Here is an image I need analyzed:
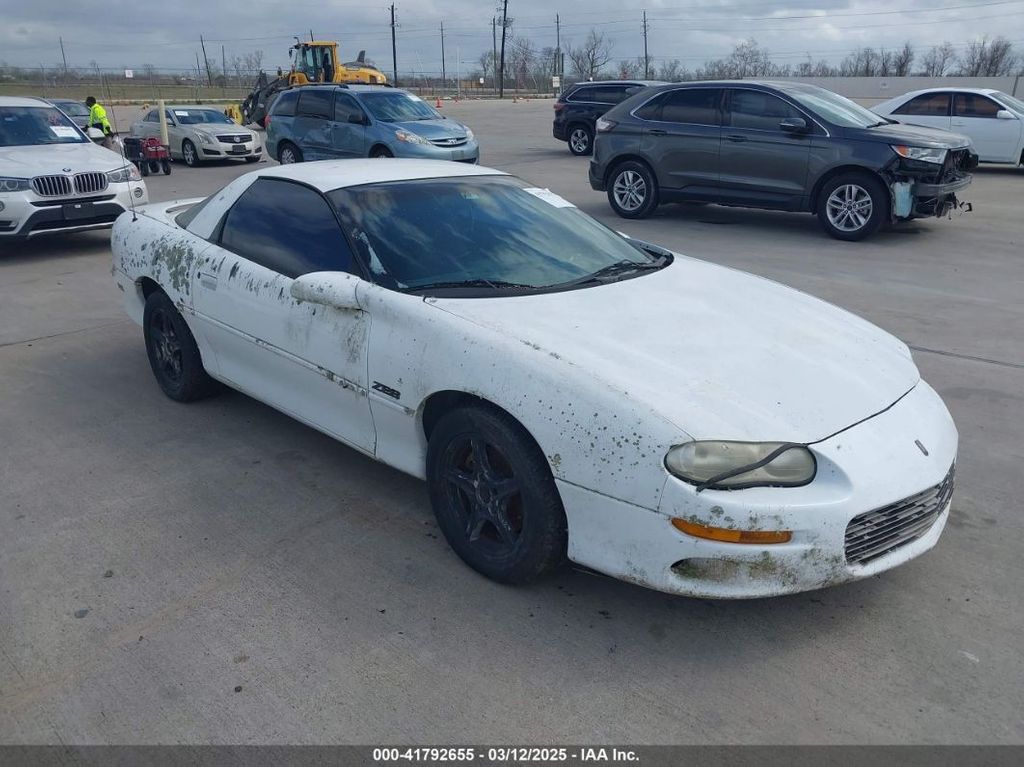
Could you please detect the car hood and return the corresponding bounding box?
[429,256,920,443]
[389,118,468,139]
[190,124,250,137]
[854,122,970,149]
[0,141,127,176]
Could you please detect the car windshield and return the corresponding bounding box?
[359,92,440,122]
[54,101,90,117]
[0,106,86,147]
[993,91,1024,114]
[786,86,885,128]
[172,109,233,125]
[328,176,669,294]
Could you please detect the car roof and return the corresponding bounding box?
[0,96,55,107]
[568,80,666,87]
[888,87,1001,98]
[255,158,507,192]
[162,105,227,111]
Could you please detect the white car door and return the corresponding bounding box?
[191,176,376,453]
[952,93,1022,163]
[888,92,951,132]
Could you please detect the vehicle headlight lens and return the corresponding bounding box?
[394,129,431,146]
[465,128,474,141]
[0,177,31,192]
[197,133,213,145]
[892,145,947,164]
[665,441,816,490]
[107,165,141,184]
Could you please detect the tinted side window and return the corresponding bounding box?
[334,93,364,123]
[273,91,299,117]
[590,86,627,104]
[297,89,333,119]
[894,93,950,117]
[727,90,802,131]
[660,88,722,126]
[634,92,668,121]
[144,111,158,122]
[219,179,352,278]
[568,86,598,103]
[954,93,1001,118]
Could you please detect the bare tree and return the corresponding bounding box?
[567,29,614,80]
[656,59,685,81]
[892,42,915,76]
[617,57,644,79]
[242,50,265,76]
[958,36,1018,76]
[508,36,537,89]
[920,42,956,76]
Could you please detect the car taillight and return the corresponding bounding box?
[553,102,565,112]
[596,118,617,133]
[264,115,271,128]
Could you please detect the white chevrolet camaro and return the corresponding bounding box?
[110,160,957,599]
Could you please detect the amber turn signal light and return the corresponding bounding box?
[671,518,792,545]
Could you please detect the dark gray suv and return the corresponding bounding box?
[589,81,978,240]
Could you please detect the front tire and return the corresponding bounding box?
[567,124,593,156]
[817,172,887,241]
[427,404,567,584]
[369,145,393,158]
[143,291,217,402]
[181,139,199,168]
[607,160,659,219]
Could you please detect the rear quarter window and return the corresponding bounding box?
[272,91,299,117]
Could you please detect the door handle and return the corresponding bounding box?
[648,129,667,136]
[197,271,218,290]
[725,134,748,142]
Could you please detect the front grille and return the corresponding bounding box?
[32,175,73,197]
[74,172,108,195]
[217,134,251,144]
[429,137,468,147]
[845,465,954,566]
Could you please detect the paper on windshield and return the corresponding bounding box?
[523,187,575,209]
[50,126,79,138]
[174,111,189,116]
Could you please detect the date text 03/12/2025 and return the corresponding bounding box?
[372,747,641,763]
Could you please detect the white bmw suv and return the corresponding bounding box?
[0,96,148,240]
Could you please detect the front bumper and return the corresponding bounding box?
[560,381,957,598]
[390,139,480,163]
[0,182,148,239]
[199,138,263,160]
[588,161,606,191]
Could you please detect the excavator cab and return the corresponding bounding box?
[288,42,339,86]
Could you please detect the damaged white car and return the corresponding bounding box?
[111,160,956,598]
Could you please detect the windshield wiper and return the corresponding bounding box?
[406,278,539,293]
[563,258,665,287]
[866,120,891,128]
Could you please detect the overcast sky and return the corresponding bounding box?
[3,0,1023,75]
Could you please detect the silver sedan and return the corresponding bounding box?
[130,105,263,167]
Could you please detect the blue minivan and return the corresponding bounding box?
[265,85,479,164]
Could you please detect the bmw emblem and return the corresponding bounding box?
[62,167,72,172]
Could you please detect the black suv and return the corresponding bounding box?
[553,80,665,156]
[589,81,978,240]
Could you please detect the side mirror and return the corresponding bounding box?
[779,117,808,134]
[348,113,367,125]
[996,109,1016,120]
[290,271,362,310]
[86,126,105,141]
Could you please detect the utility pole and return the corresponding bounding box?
[221,45,227,95]
[492,17,498,93]
[554,14,561,95]
[200,35,213,86]
[59,37,68,79]
[390,4,398,86]
[440,22,446,93]
[498,0,509,99]
[642,10,650,79]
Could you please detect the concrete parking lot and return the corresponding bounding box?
[1,98,1022,744]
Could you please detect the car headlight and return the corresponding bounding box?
[665,441,817,490]
[197,133,213,145]
[465,128,474,141]
[394,129,431,146]
[0,177,31,192]
[892,145,947,164]
[107,165,142,184]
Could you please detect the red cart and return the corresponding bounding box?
[123,137,172,176]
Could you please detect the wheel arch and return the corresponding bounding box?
[137,276,162,299]
[810,165,890,212]
[604,153,656,186]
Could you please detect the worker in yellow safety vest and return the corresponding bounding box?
[85,96,113,147]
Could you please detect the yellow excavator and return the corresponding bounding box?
[240,40,388,126]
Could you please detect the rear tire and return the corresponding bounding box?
[278,142,302,164]
[143,291,217,403]
[567,124,593,156]
[817,172,887,241]
[607,160,659,219]
[162,159,172,175]
[427,404,567,584]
